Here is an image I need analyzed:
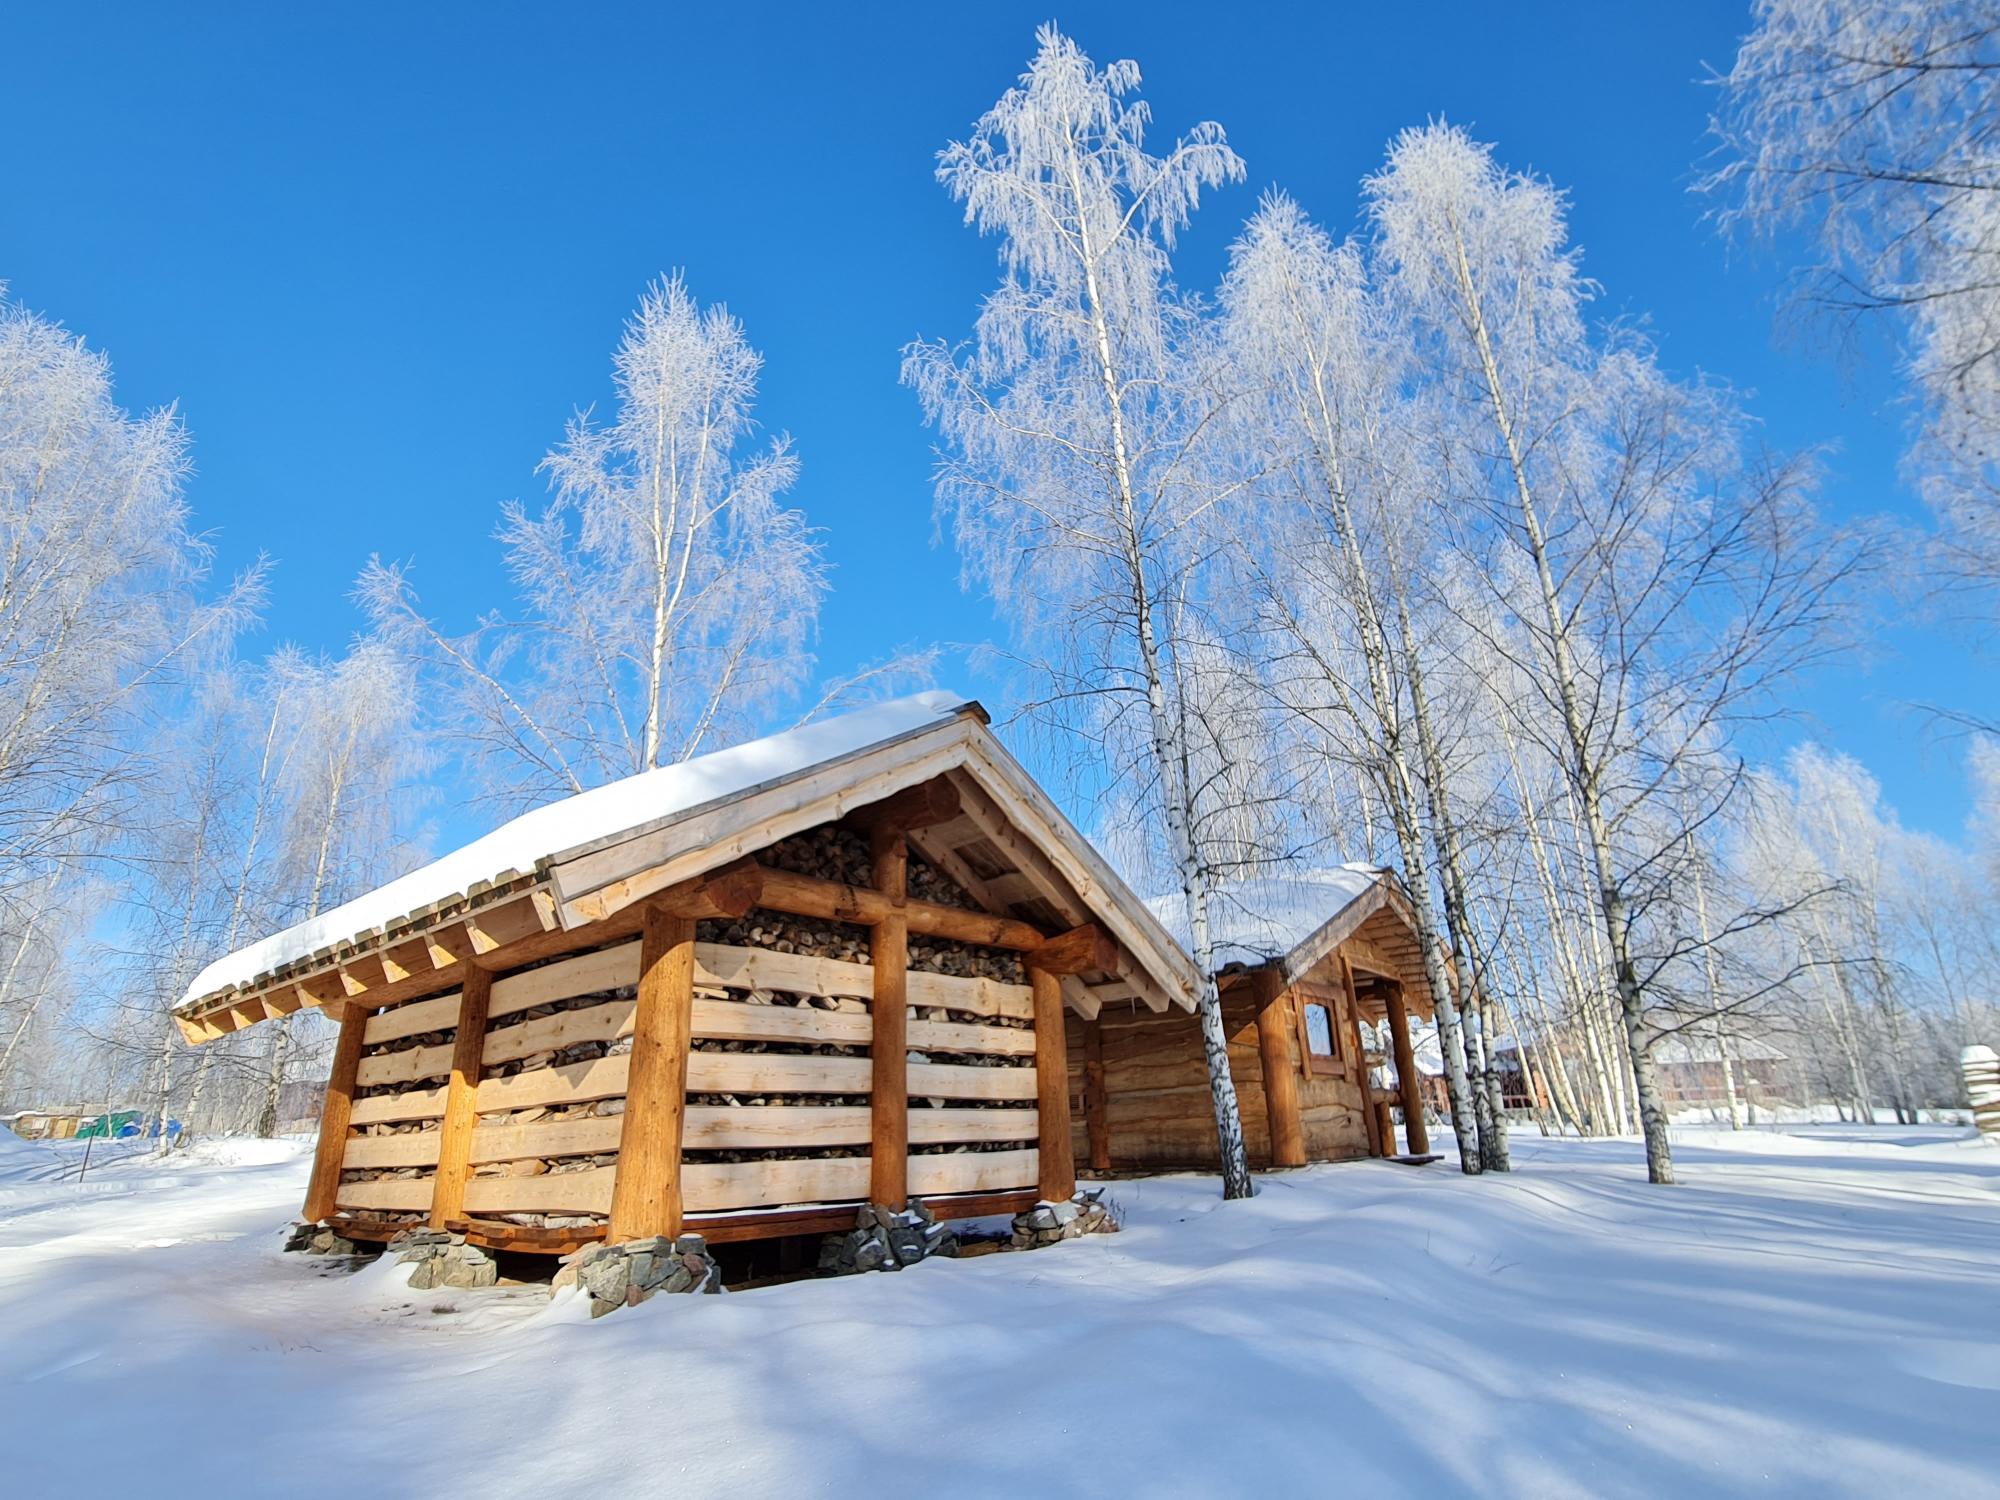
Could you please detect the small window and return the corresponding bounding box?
[1304,1003,1336,1058]
[1299,998,1342,1078]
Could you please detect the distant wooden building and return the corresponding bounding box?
[173,695,1204,1256]
[1069,868,1438,1173]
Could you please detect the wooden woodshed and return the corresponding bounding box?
[173,693,1203,1256]
[1066,868,1439,1175]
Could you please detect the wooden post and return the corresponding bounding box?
[1029,966,1075,1201]
[869,829,909,1210]
[1339,953,1384,1158]
[606,903,698,1242]
[1250,967,1307,1168]
[1082,1017,1111,1172]
[428,967,493,1230]
[302,1004,369,1222]
[1383,980,1429,1156]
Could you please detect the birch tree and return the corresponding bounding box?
[904,27,1260,1197]
[1220,194,1493,1170]
[1370,124,1856,1182]
[361,274,826,810]
[1706,0,2000,599]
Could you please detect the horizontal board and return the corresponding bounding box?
[357,1039,457,1089]
[334,1175,435,1212]
[490,943,638,1022]
[692,998,871,1048]
[484,996,636,1066]
[349,1084,449,1126]
[907,971,1032,1021]
[467,1115,625,1165]
[908,1062,1037,1101]
[464,1167,615,1216]
[907,1015,1035,1057]
[908,1107,1039,1144]
[364,992,461,1046]
[683,1156,871,1213]
[342,1132,443,1170]
[688,1052,873,1096]
[908,1148,1039,1197]
[476,1054,631,1113]
[696,943,873,999]
[685,1104,870,1149]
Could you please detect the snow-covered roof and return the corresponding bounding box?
[179,692,975,1011]
[1145,865,1386,972]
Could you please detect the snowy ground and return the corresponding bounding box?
[2,1124,1995,1498]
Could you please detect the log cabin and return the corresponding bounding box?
[1068,867,1439,1174]
[172,693,1205,1257]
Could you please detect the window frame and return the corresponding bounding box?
[1296,994,1344,1079]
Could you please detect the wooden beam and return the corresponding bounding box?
[1083,1017,1110,1172]
[906,825,1011,914]
[1023,923,1120,978]
[427,967,493,1230]
[302,1004,370,1222]
[851,778,961,837]
[1341,933,1400,981]
[606,903,698,1242]
[1029,965,1075,1202]
[648,856,765,921]
[943,769,1089,927]
[1339,954,1384,1158]
[465,894,553,954]
[1251,967,1307,1169]
[1383,980,1429,1156]
[753,864,1046,950]
[1061,975,1102,1020]
[869,830,909,1210]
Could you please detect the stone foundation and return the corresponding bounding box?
[555,1234,724,1316]
[818,1200,960,1275]
[1010,1188,1118,1250]
[283,1221,367,1257]
[389,1227,498,1290]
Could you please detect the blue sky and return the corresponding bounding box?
[2,4,1988,840]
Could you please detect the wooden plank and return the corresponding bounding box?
[485,995,637,1065]
[909,1061,1037,1101]
[1252,967,1307,1168]
[755,865,1046,950]
[907,970,1033,1021]
[363,991,462,1047]
[474,1054,630,1113]
[1083,1017,1110,1171]
[342,1131,444,1170]
[908,1106,1039,1144]
[444,1218,606,1256]
[909,1147,1039,1198]
[696,942,873,999]
[303,1004,370,1221]
[683,1156,871,1213]
[349,1083,450,1126]
[1029,965,1074,1202]
[356,1038,456,1088]
[906,1015,1036,1057]
[607,906,698,1242]
[467,1114,625,1164]
[692,998,871,1049]
[871,828,909,1209]
[428,967,492,1230]
[489,942,639,1023]
[1383,981,1429,1155]
[335,1175,435,1213]
[693,1052,874,1096]
[465,1166,615,1216]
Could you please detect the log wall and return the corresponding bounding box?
[329,825,1043,1235]
[1066,974,1374,1172]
